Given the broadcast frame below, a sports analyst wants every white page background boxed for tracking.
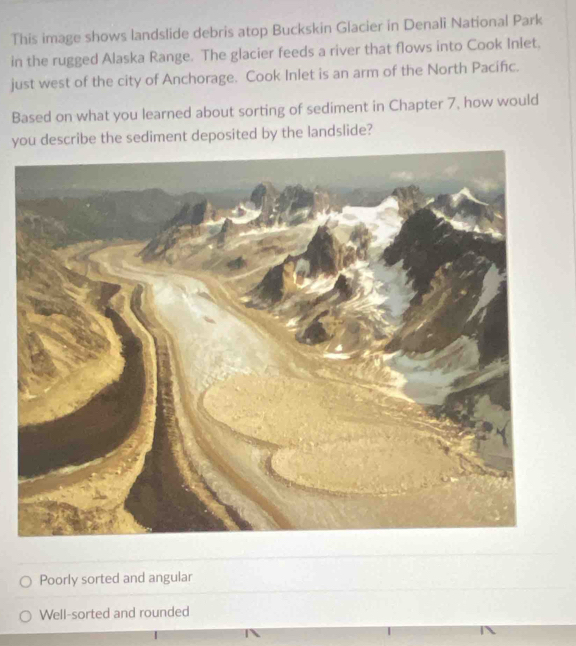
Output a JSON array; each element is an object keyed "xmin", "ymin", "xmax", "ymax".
[{"xmin": 1, "ymin": 0, "xmax": 576, "ymax": 633}]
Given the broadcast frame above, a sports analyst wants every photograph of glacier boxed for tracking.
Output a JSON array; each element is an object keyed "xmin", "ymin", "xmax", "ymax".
[{"xmin": 16, "ymin": 151, "xmax": 514, "ymax": 535}]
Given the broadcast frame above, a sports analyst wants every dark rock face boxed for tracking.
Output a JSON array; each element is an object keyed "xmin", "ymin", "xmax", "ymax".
[
  {"xmin": 251, "ymin": 184, "xmax": 314, "ymax": 228},
  {"xmin": 392, "ymin": 185, "xmax": 428, "ymax": 219},
  {"xmin": 250, "ymin": 182, "xmax": 279, "ymax": 225},
  {"xmin": 250, "ymin": 182, "xmax": 278, "ymax": 209},
  {"xmin": 342, "ymin": 246, "xmax": 357, "ymax": 267},
  {"xmin": 216, "ymin": 218, "xmax": 237, "ymax": 247},
  {"xmin": 470, "ymin": 283, "xmax": 508, "ymax": 366},
  {"xmin": 383, "ymin": 208, "xmax": 508, "ymax": 366},
  {"xmin": 227, "ymin": 256, "xmax": 247, "ymax": 271},
  {"xmin": 300, "ymin": 317, "xmax": 331, "ymax": 344},
  {"xmin": 276, "ymin": 184, "xmax": 315, "ymax": 215},
  {"xmin": 168, "ymin": 200, "xmax": 209, "ymax": 227},
  {"xmin": 139, "ymin": 200, "xmax": 209, "ymax": 261},
  {"xmin": 251, "ymin": 257, "xmax": 297, "ymax": 304},
  {"xmin": 334, "ymin": 274, "xmax": 353, "ymax": 299},
  {"xmin": 383, "ymin": 208, "xmax": 506, "ymax": 300},
  {"xmin": 302, "ymin": 225, "xmax": 348, "ymax": 277},
  {"xmin": 385, "ymin": 252, "xmax": 491, "ymax": 354},
  {"xmin": 386, "ymin": 253, "xmax": 508, "ymax": 365},
  {"xmin": 349, "ymin": 223, "xmax": 373, "ymax": 261}
]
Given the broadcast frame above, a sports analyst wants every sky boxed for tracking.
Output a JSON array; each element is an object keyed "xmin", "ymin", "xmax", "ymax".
[{"xmin": 16, "ymin": 150, "xmax": 505, "ymax": 197}]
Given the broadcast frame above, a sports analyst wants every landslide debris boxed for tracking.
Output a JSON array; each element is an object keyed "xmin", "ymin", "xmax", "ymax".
[{"xmin": 133, "ymin": 181, "xmax": 513, "ymax": 479}]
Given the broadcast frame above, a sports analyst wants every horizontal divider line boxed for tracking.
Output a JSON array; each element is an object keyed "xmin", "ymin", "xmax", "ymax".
[
  {"xmin": 18, "ymin": 553, "xmax": 554, "ymax": 566},
  {"xmin": 15, "ymin": 586, "xmax": 569, "ymax": 600}
]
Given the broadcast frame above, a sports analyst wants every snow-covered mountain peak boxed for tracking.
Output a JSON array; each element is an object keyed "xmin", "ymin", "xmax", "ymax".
[
  {"xmin": 451, "ymin": 187, "xmax": 487, "ymax": 206},
  {"xmin": 376, "ymin": 195, "xmax": 400, "ymax": 211}
]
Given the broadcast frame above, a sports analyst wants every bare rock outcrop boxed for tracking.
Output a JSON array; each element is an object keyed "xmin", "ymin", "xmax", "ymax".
[
  {"xmin": 139, "ymin": 200, "xmax": 210, "ymax": 261},
  {"xmin": 382, "ymin": 208, "xmax": 506, "ymax": 300},
  {"xmin": 392, "ymin": 185, "xmax": 428, "ymax": 219},
  {"xmin": 349, "ymin": 222, "xmax": 373, "ymax": 261}
]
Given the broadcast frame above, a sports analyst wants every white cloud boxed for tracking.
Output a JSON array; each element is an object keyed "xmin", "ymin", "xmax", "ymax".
[
  {"xmin": 389, "ymin": 171, "xmax": 415, "ymax": 182},
  {"xmin": 471, "ymin": 177, "xmax": 503, "ymax": 193},
  {"xmin": 441, "ymin": 164, "xmax": 460, "ymax": 178}
]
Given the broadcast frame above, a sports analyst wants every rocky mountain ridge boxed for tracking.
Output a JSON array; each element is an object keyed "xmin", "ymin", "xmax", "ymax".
[
  {"xmin": 248, "ymin": 223, "xmax": 365, "ymax": 305},
  {"xmin": 232, "ymin": 192, "xmax": 511, "ymax": 466},
  {"xmin": 139, "ymin": 182, "xmax": 345, "ymax": 264},
  {"xmin": 431, "ymin": 188, "xmax": 505, "ymax": 236},
  {"xmin": 17, "ymin": 188, "xmax": 205, "ymax": 247},
  {"xmin": 16, "ymin": 230, "xmax": 121, "ymax": 410}
]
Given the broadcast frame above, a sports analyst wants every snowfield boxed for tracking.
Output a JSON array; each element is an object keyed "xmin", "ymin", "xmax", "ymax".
[
  {"xmin": 332, "ymin": 196, "xmax": 403, "ymax": 248},
  {"xmin": 468, "ymin": 264, "xmax": 505, "ymax": 323},
  {"xmin": 324, "ymin": 198, "xmax": 415, "ymax": 322}
]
